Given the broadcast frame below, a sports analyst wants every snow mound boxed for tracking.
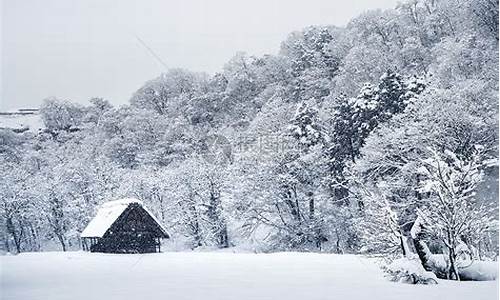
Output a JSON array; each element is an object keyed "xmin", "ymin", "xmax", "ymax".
[
  {"xmin": 80, "ymin": 198, "xmax": 142, "ymax": 238},
  {"xmin": 385, "ymin": 257, "xmax": 438, "ymax": 284},
  {"xmin": 458, "ymin": 260, "xmax": 498, "ymax": 281}
]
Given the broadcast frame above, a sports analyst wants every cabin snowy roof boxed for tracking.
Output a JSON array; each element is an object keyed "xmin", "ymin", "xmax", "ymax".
[{"xmin": 80, "ymin": 198, "xmax": 169, "ymax": 238}]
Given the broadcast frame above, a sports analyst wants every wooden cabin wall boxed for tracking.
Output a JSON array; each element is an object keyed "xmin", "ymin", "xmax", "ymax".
[{"xmin": 88, "ymin": 204, "xmax": 165, "ymax": 253}]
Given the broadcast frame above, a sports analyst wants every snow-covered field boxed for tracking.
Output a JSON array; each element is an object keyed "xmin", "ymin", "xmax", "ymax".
[
  {"xmin": 1, "ymin": 252, "xmax": 498, "ymax": 300},
  {"xmin": 0, "ymin": 112, "xmax": 42, "ymax": 132}
]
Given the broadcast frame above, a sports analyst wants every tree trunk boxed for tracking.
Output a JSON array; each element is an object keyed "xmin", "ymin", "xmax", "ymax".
[
  {"xmin": 335, "ymin": 228, "xmax": 342, "ymax": 254},
  {"xmin": 400, "ymin": 235, "xmax": 409, "ymax": 257},
  {"xmin": 411, "ymin": 217, "xmax": 445, "ymax": 277},
  {"xmin": 192, "ymin": 219, "xmax": 203, "ymax": 248},
  {"xmin": 308, "ymin": 191, "xmax": 315, "ymax": 219},
  {"xmin": 6, "ymin": 217, "xmax": 21, "ymax": 253},
  {"xmin": 448, "ymin": 247, "xmax": 460, "ymax": 281},
  {"xmin": 57, "ymin": 234, "xmax": 67, "ymax": 252},
  {"xmin": 413, "ymin": 238, "xmax": 433, "ymax": 271},
  {"xmin": 187, "ymin": 200, "xmax": 203, "ymax": 248},
  {"xmin": 219, "ymin": 224, "xmax": 229, "ymax": 248},
  {"xmin": 29, "ymin": 223, "xmax": 40, "ymax": 252},
  {"xmin": 207, "ymin": 187, "xmax": 229, "ymax": 249},
  {"xmin": 4, "ymin": 230, "xmax": 10, "ymax": 253}
]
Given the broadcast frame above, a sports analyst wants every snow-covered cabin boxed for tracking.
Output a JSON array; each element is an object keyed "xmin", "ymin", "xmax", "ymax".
[{"xmin": 80, "ymin": 198, "xmax": 169, "ymax": 253}]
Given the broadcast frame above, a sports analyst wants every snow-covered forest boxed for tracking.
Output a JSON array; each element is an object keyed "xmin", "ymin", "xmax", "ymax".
[{"xmin": 1, "ymin": 0, "xmax": 498, "ymax": 284}]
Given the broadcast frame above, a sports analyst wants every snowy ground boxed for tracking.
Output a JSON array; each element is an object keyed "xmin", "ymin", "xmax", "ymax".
[
  {"xmin": 0, "ymin": 112, "xmax": 42, "ymax": 132},
  {"xmin": 1, "ymin": 251, "xmax": 498, "ymax": 300}
]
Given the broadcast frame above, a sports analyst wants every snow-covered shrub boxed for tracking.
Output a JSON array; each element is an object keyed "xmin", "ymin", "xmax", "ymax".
[
  {"xmin": 384, "ymin": 257, "xmax": 438, "ymax": 284},
  {"xmin": 417, "ymin": 148, "xmax": 496, "ymax": 280}
]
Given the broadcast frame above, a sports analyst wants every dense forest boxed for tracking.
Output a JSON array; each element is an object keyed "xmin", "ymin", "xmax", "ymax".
[{"xmin": 1, "ymin": 0, "xmax": 498, "ymax": 280}]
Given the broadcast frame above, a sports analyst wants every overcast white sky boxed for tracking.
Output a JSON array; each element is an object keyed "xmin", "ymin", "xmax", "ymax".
[{"xmin": 1, "ymin": 0, "xmax": 398, "ymax": 110}]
